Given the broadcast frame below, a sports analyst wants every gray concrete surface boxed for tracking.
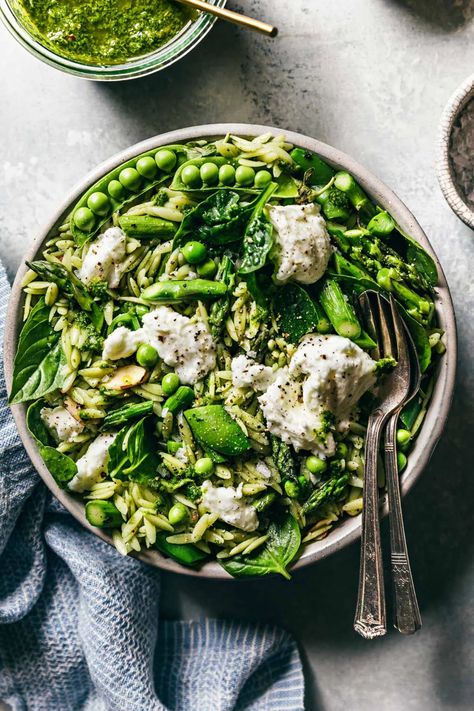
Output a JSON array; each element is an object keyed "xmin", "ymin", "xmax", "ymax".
[{"xmin": 1, "ymin": 1, "xmax": 473, "ymax": 709}]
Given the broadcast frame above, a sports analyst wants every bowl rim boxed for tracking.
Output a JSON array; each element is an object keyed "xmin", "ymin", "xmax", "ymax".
[
  {"xmin": 0, "ymin": 0, "xmax": 226, "ymax": 81},
  {"xmin": 436, "ymin": 72, "xmax": 474, "ymax": 229},
  {"xmin": 3, "ymin": 123, "xmax": 458, "ymax": 580}
]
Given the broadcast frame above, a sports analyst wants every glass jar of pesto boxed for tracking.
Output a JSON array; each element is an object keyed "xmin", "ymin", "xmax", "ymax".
[{"xmin": 0, "ymin": 0, "xmax": 226, "ymax": 80}]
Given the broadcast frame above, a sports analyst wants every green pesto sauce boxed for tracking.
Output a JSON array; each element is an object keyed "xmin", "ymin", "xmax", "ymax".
[{"xmin": 16, "ymin": 0, "xmax": 194, "ymax": 65}]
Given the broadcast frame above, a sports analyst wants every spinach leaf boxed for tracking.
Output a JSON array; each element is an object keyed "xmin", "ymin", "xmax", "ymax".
[
  {"xmin": 108, "ymin": 417, "xmax": 159, "ymax": 484},
  {"xmin": 10, "ymin": 298, "xmax": 67, "ymax": 404},
  {"xmin": 273, "ymin": 282, "xmax": 322, "ymax": 342},
  {"xmin": 173, "ymin": 190, "xmax": 252, "ymax": 249},
  {"xmin": 27, "ymin": 260, "xmax": 94, "ymax": 312},
  {"xmin": 384, "ymin": 225, "xmax": 438, "ymax": 288},
  {"xmin": 238, "ymin": 183, "xmax": 277, "ymax": 274},
  {"xmin": 26, "ymin": 400, "xmax": 77, "ymax": 488},
  {"xmin": 221, "ymin": 514, "xmax": 301, "ymax": 579},
  {"xmin": 155, "ymin": 532, "xmax": 209, "ymax": 568}
]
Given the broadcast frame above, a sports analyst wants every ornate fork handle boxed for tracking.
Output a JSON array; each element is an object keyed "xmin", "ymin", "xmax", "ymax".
[
  {"xmin": 385, "ymin": 414, "xmax": 422, "ymax": 635},
  {"xmin": 354, "ymin": 410, "xmax": 387, "ymax": 639}
]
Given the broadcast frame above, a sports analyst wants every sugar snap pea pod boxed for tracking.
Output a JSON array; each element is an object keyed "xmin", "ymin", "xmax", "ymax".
[
  {"xmin": 184, "ymin": 405, "xmax": 251, "ymax": 456},
  {"xmin": 163, "ymin": 386, "xmax": 195, "ymax": 415},
  {"xmin": 353, "ymin": 330, "xmax": 377, "ymax": 350},
  {"xmin": 319, "ymin": 279, "xmax": 362, "ymax": 339},
  {"xmin": 367, "ymin": 210, "xmax": 395, "ymax": 236},
  {"xmin": 141, "ymin": 279, "xmax": 228, "ymax": 303},
  {"xmin": 103, "ymin": 400, "xmax": 154, "ymax": 428},
  {"xmin": 290, "ymin": 147, "xmax": 335, "ymax": 185},
  {"xmin": 85, "ymin": 500, "xmax": 123, "ymax": 528},
  {"xmin": 333, "ymin": 172, "xmax": 376, "ymax": 220},
  {"xmin": 171, "ymin": 157, "xmax": 235, "ymax": 191},
  {"xmin": 315, "ymin": 186, "xmax": 352, "ymax": 221},
  {"xmin": 71, "ymin": 144, "xmax": 193, "ymax": 246},
  {"xmin": 118, "ymin": 214, "xmax": 178, "ymax": 238},
  {"xmin": 155, "ymin": 532, "xmax": 209, "ymax": 567}
]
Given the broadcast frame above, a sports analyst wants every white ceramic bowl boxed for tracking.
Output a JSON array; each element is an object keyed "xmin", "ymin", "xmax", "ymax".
[
  {"xmin": 4, "ymin": 124, "xmax": 457, "ymax": 579},
  {"xmin": 437, "ymin": 73, "xmax": 474, "ymax": 229}
]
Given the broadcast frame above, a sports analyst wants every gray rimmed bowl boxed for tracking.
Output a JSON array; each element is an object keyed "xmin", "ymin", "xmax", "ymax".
[
  {"xmin": 4, "ymin": 123, "xmax": 457, "ymax": 579},
  {"xmin": 437, "ymin": 73, "xmax": 474, "ymax": 229}
]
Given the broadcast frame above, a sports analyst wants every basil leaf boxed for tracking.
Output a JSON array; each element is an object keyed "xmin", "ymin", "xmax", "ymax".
[
  {"xmin": 10, "ymin": 298, "xmax": 67, "ymax": 404},
  {"xmin": 239, "ymin": 183, "xmax": 277, "ymax": 274},
  {"xmin": 26, "ymin": 400, "xmax": 77, "ymax": 488},
  {"xmin": 221, "ymin": 514, "xmax": 301, "ymax": 579},
  {"xmin": 273, "ymin": 282, "xmax": 322, "ymax": 342},
  {"xmin": 108, "ymin": 417, "xmax": 159, "ymax": 484},
  {"xmin": 155, "ymin": 532, "xmax": 209, "ymax": 568}
]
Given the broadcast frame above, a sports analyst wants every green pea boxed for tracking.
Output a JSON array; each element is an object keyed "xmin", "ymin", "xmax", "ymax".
[
  {"xmin": 397, "ymin": 452, "xmax": 407, "ymax": 472},
  {"xmin": 168, "ymin": 503, "xmax": 188, "ymax": 525},
  {"xmin": 194, "ymin": 457, "xmax": 214, "ymax": 476},
  {"xmin": 136, "ymin": 343, "xmax": 159, "ymax": 368},
  {"xmin": 119, "ymin": 167, "xmax": 141, "ymax": 191},
  {"xmin": 161, "ymin": 372, "xmax": 180, "ymax": 396},
  {"xmin": 235, "ymin": 165, "xmax": 255, "ymax": 186},
  {"xmin": 182, "ymin": 241, "xmax": 207, "ymax": 265},
  {"xmin": 336, "ymin": 442, "xmax": 348, "ymax": 459},
  {"xmin": 306, "ymin": 455, "xmax": 328, "ymax": 476},
  {"xmin": 167, "ymin": 441, "xmax": 183, "ymax": 455},
  {"xmin": 108, "ymin": 179, "xmax": 125, "ymax": 200},
  {"xmin": 74, "ymin": 207, "xmax": 95, "ymax": 232},
  {"xmin": 200, "ymin": 162, "xmax": 219, "ymax": 185},
  {"xmin": 197, "ymin": 258, "xmax": 217, "ymax": 279},
  {"xmin": 254, "ymin": 170, "xmax": 272, "ymax": 189},
  {"xmin": 135, "ymin": 305, "xmax": 150, "ymax": 319},
  {"xmin": 298, "ymin": 474, "xmax": 308, "ymax": 489},
  {"xmin": 87, "ymin": 192, "xmax": 110, "ymax": 217},
  {"xmin": 284, "ymin": 480, "xmax": 300, "ymax": 499},
  {"xmin": 396, "ymin": 429, "xmax": 411, "ymax": 449},
  {"xmin": 155, "ymin": 149, "xmax": 177, "ymax": 172},
  {"xmin": 136, "ymin": 156, "xmax": 158, "ymax": 180},
  {"xmin": 181, "ymin": 165, "xmax": 202, "ymax": 188},
  {"xmin": 219, "ymin": 164, "xmax": 236, "ymax": 186}
]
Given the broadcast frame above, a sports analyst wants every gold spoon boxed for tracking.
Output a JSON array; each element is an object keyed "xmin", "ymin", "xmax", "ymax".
[{"xmin": 176, "ymin": 0, "xmax": 278, "ymax": 37}]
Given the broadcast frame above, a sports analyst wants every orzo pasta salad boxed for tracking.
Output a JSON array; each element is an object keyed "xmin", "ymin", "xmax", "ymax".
[{"xmin": 10, "ymin": 133, "xmax": 443, "ymax": 578}]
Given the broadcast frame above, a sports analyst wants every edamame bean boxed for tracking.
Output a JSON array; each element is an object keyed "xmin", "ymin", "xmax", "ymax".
[
  {"xmin": 181, "ymin": 164, "xmax": 202, "ymax": 188},
  {"xmin": 254, "ymin": 170, "xmax": 272, "ymax": 189},
  {"xmin": 119, "ymin": 167, "xmax": 141, "ymax": 191},
  {"xmin": 306, "ymin": 455, "xmax": 327, "ymax": 475},
  {"xmin": 108, "ymin": 179, "xmax": 125, "ymax": 200},
  {"xmin": 182, "ymin": 241, "xmax": 207, "ymax": 265},
  {"xmin": 194, "ymin": 457, "xmax": 214, "ymax": 476},
  {"xmin": 200, "ymin": 162, "xmax": 219, "ymax": 185},
  {"xmin": 197, "ymin": 259, "xmax": 217, "ymax": 279},
  {"xmin": 155, "ymin": 149, "xmax": 177, "ymax": 172},
  {"xmin": 235, "ymin": 165, "xmax": 255, "ymax": 186},
  {"xmin": 162, "ymin": 372, "xmax": 180, "ymax": 396},
  {"xmin": 74, "ymin": 207, "xmax": 95, "ymax": 231},
  {"xmin": 168, "ymin": 503, "xmax": 188, "ymax": 525},
  {"xmin": 219, "ymin": 164, "xmax": 235, "ymax": 185},
  {"xmin": 136, "ymin": 343, "xmax": 159, "ymax": 368},
  {"xmin": 87, "ymin": 192, "xmax": 110, "ymax": 216},
  {"xmin": 136, "ymin": 156, "xmax": 158, "ymax": 180}
]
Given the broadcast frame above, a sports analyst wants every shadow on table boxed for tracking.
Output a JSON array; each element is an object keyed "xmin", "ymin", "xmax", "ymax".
[{"xmin": 388, "ymin": 0, "xmax": 474, "ymax": 31}]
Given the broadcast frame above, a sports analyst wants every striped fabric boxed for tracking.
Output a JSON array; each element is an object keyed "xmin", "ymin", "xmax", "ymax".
[{"xmin": 0, "ymin": 263, "xmax": 304, "ymax": 711}]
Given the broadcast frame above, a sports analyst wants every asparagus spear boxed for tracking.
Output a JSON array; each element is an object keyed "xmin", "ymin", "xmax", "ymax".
[
  {"xmin": 209, "ymin": 256, "xmax": 235, "ymax": 337},
  {"xmin": 118, "ymin": 214, "xmax": 177, "ymax": 237},
  {"xmin": 303, "ymin": 472, "xmax": 350, "ymax": 515},
  {"xmin": 319, "ymin": 279, "xmax": 362, "ymax": 339},
  {"xmin": 333, "ymin": 172, "xmax": 376, "ymax": 220},
  {"xmin": 103, "ymin": 400, "xmax": 154, "ymax": 428}
]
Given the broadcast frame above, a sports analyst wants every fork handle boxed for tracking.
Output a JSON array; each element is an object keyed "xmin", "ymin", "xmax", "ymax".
[
  {"xmin": 354, "ymin": 411, "xmax": 387, "ymax": 639},
  {"xmin": 385, "ymin": 414, "xmax": 422, "ymax": 635}
]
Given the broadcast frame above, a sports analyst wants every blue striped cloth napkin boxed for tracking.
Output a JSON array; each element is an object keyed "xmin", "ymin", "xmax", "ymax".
[{"xmin": 0, "ymin": 262, "xmax": 304, "ymax": 711}]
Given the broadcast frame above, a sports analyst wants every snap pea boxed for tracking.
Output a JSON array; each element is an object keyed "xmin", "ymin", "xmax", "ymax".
[
  {"xmin": 155, "ymin": 532, "xmax": 208, "ymax": 567},
  {"xmin": 85, "ymin": 500, "xmax": 122, "ymax": 529},
  {"xmin": 333, "ymin": 171, "xmax": 376, "ymax": 220},
  {"xmin": 196, "ymin": 258, "xmax": 218, "ymax": 279},
  {"xmin": 118, "ymin": 214, "xmax": 178, "ymax": 238},
  {"xmin": 141, "ymin": 279, "xmax": 228, "ymax": 303},
  {"xmin": 290, "ymin": 147, "xmax": 335, "ymax": 185},
  {"xmin": 184, "ymin": 405, "xmax": 251, "ymax": 456},
  {"xmin": 102, "ymin": 400, "xmax": 154, "ymax": 428},
  {"xmin": 70, "ymin": 143, "xmax": 193, "ymax": 246},
  {"xmin": 367, "ymin": 210, "xmax": 395, "ymax": 237},
  {"xmin": 163, "ymin": 386, "xmax": 195, "ymax": 415}
]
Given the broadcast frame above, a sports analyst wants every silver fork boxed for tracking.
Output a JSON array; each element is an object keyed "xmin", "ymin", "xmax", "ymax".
[
  {"xmin": 385, "ymin": 323, "xmax": 422, "ymax": 635},
  {"xmin": 354, "ymin": 291, "xmax": 412, "ymax": 639}
]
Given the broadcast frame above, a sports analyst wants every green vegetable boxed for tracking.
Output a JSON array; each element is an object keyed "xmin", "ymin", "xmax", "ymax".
[
  {"xmin": 305, "ymin": 455, "xmax": 328, "ymax": 476},
  {"xmin": 303, "ymin": 472, "xmax": 350, "ymax": 515},
  {"xmin": 196, "ymin": 259, "xmax": 218, "ymax": 279},
  {"xmin": 87, "ymin": 192, "xmax": 110, "ymax": 216},
  {"xmin": 26, "ymin": 260, "xmax": 95, "ymax": 312},
  {"xmin": 168, "ymin": 503, "xmax": 189, "ymax": 525},
  {"xmin": 333, "ymin": 172, "xmax": 376, "ymax": 220},
  {"xmin": 155, "ymin": 532, "xmax": 209, "ymax": 567},
  {"xmin": 184, "ymin": 405, "xmax": 251, "ymax": 456},
  {"xmin": 10, "ymin": 298, "xmax": 67, "ymax": 404},
  {"xmin": 102, "ymin": 400, "xmax": 154, "ymax": 428},
  {"xmin": 108, "ymin": 417, "xmax": 159, "ymax": 484},
  {"xmin": 397, "ymin": 452, "xmax": 407, "ymax": 472},
  {"xmin": 270, "ymin": 435, "xmax": 297, "ymax": 483},
  {"xmin": 155, "ymin": 149, "xmax": 177, "ymax": 172},
  {"xmin": 86, "ymin": 500, "xmax": 123, "ymax": 528},
  {"xmin": 235, "ymin": 166, "xmax": 255, "ymax": 186},
  {"xmin": 253, "ymin": 491, "xmax": 277, "ymax": 512},
  {"xmin": 161, "ymin": 372, "xmax": 180, "ymax": 396},
  {"xmin": 254, "ymin": 170, "xmax": 272, "ymax": 188},
  {"xmin": 194, "ymin": 457, "xmax": 214, "ymax": 476},
  {"xmin": 136, "ymin": 344, "xmax": 159, "ymax": 367},
  {"xmin": 290, "ymin": 148, "xmax": 335, "ymax": 186},
  {"xmin": 238, "ymin": 182, "xmax": 277, "ymax": 274},
  {"xmin": 181, "ymin": 241, "xmax": 208, "ymax": 265},
  {"xmin": 74, "ymin": 207, "xmax": 95, "ymax": 231},
  {"xmin": 200, "ymin": 162, "xmax": 220, "ymax": 185},
  {"xmin": 316, "ymin": 186, "xmax": 352, "ymax": 221},
  {"xmin": 26, "ymin": 399, "xmax": 78, "ymax": 488},
  {"xmin": 119, "ymin": 167, "xmax": 141, "ymax": 191},
  {"xmin": 141, "ymin": 279, "xmax": 227, "ymax": 302},
  {"xmin": 367, "ymin": 210, "xmax": 395, "ymax": 236},
  {"xmin": 396, "ymin": 429, "xmax": 412, "ymax": 450},
  {"xmin": 219, "ymin": 164, "xmax": 236, "ymax": 185},
  {"xmin": 353, "ymin": 330, "xmax": 378, "ymax": 350},
  {"xmin": 163, "ymin": 386, "xmax": 195, "ymax": 415},
  {"xmin": 208, "ymin": 256, "xmax": 235, "ymax": 338},
  {"xmin": 181, "ymin": 164, "xmax": 202, "ymax": 187},
  {"xmin": 319, "ymin": 279, "xmax": 362, "ymax": 339},
  {"xmin": 136, "ymin": 156, "xmax": 158, "ymax": 180},
  {"xmin": 273, "ymin": 282, "xmax": 328, "ymax": 342},
  {"xmin": 284, "ymin": 480, "xmax": 300, "ymax": 498},
  {"xmin": 118, "ymin": 214, "xmax": 177, "ymax": 237},
  {"xmin": 400, "ymin": 397, "xmax": 422, "ymax": 430},
  {"xmin": 221, "ymin": 514, "xmax": 301, "ymax": 579}
]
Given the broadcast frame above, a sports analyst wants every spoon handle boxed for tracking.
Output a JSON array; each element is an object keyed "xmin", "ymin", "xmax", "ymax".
[{"xmin": 176, "ymin": 0, "xmax": 278, "ymax": 37}]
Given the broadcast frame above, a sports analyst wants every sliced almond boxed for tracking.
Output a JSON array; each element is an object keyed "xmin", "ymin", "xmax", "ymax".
[
  {"xmin": 105, "ymin": 365, "xmax": 148, "ymax": 391},
  {"xmin": 63, "ymin": 396, "xmax": 83, "ymax": 423}
]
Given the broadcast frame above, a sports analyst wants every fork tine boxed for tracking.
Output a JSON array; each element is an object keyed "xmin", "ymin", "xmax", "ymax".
[
  {"xmin": 358, "ymin": 291, "xmax": 381, "ymax": 360},
  {"xmin": 375, "ymin": 292, "xmax": 397, "ymax": 360},
  {"xmin": 388, "ymin": 295, "xmax": 411, "ymax": 384}
]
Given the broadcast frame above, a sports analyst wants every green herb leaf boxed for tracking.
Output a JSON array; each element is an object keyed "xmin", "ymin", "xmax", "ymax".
[
  {"xmin": 221, "ymin": 514, "xmax": 301, "ymax": 579},
  {"xmin": 108, "ymin": 417, "xmax": 159, "ymax": 484},
  {"xmin": 26, "ymin": 400, "xmax": 77, "ymax": 488},
  {"xmin": 10, "ymin": 298, "xmax": 67, "ymax": 404},
  {"xmin": 273, "ymin": 282, "xmax": 322, "ymax": 342}
]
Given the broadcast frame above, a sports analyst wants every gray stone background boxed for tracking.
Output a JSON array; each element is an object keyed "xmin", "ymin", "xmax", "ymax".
[{"xmin": 1, "ymin": 1, "xmax": 474, "ymax": 709}]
